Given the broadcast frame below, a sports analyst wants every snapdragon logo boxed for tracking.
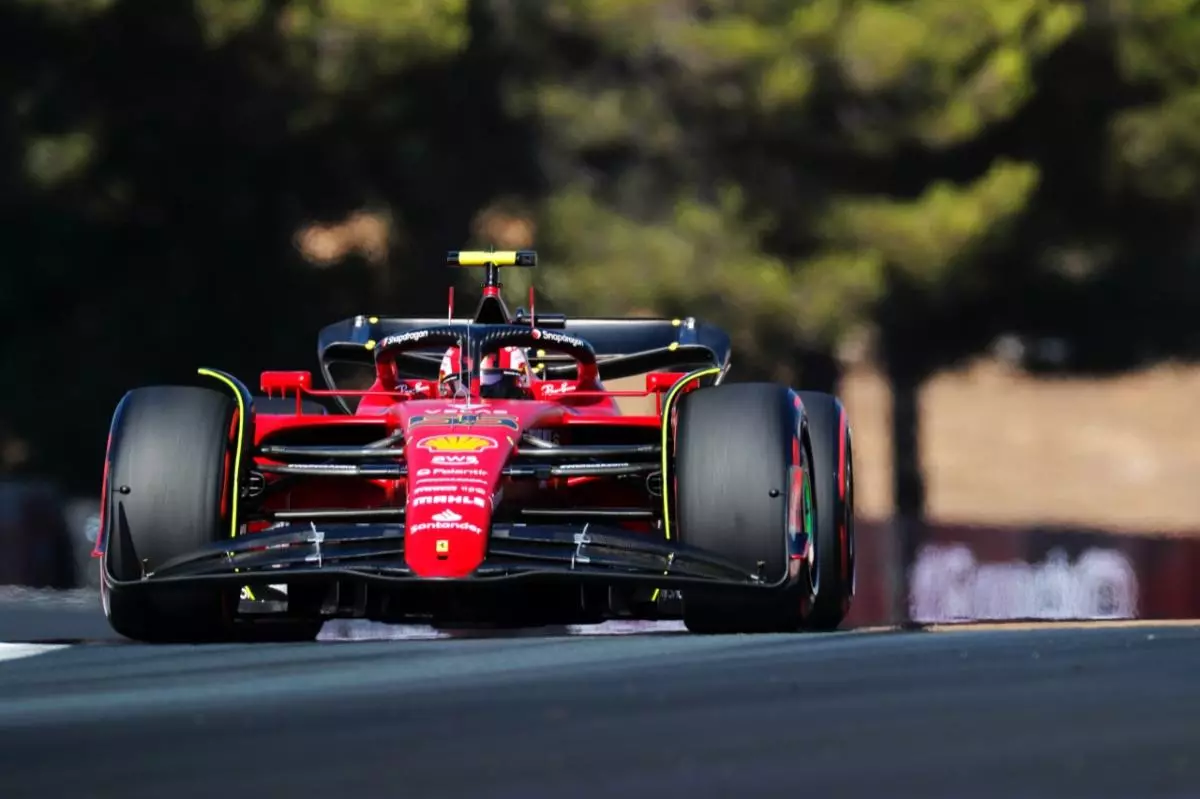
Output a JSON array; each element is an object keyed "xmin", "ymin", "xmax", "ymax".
[
  {"xmin": 531, "ymin": 329, "xmax": 585, "ymax": 349},
  {"xmin": 909, "ymin": 543, "xmax": 1139, "ymax": 622},
  {"xmin": 379, "ymin": 329, "xmax": 430, "ymax": 348}
]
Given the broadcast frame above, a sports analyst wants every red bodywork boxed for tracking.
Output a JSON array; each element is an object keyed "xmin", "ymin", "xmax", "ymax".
[
  {"xmin": 92, "ymin": 257, "xmax": 721, "ymax": 599},
  {"xmin": 247, "ymin": 368, "xmax": 705, "ymax": 579}
]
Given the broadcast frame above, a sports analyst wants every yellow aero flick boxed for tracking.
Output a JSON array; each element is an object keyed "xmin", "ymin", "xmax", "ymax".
[
  {"xmin": 446, "ymin": 250, "xmax": 536, "ymax": 267},
  {"xmin": 418, "ymin": 434, "xmax": 499, "ymax": 453}
]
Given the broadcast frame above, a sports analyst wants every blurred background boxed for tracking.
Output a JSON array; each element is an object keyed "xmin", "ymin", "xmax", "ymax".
[{"xmin": 3, "ymin": 0, "xmax": 1200, "ymax": 626}]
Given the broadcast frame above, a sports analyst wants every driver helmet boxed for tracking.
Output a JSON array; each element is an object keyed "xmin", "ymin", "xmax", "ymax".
[{"xmin": 438, "ymin": 346, "xmax": 533, "ymax": 399}]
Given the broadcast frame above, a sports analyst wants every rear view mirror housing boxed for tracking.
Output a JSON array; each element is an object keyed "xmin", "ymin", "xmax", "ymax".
[{"xmin": 260, "ymin": 370, "xmax": 313, "ymax": 397}]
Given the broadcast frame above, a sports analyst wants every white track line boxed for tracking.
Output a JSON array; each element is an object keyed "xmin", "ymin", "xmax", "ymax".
[
  {"xmin": 315, "ymin": 620, "xmax": 689, "ymax": 641},
  {"xmin": 0, "ymin": 644, "xmax": 70, "ymax": 663},
  {"xmin": 566, "ymin": 621, "xmax": 687, "ymax": 635},
  {"xmin": 317, "ymin": 621, "xmax": 450, "ymax": 641}
]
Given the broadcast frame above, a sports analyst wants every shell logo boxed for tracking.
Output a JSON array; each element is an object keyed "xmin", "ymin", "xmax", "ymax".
[{"xmin": 418, "ymin": 434, "xmax": 498, "ymax": 453}]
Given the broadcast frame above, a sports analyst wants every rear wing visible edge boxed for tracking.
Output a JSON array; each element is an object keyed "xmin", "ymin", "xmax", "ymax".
[{"xmin": 315, "ymin": 315, "xmax": 733, "ymax": 414}]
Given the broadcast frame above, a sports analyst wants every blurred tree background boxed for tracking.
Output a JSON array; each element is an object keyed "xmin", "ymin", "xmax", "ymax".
[{"xmin": 3, "ymin": 0, "xmax": 1200, "ymax": 554}]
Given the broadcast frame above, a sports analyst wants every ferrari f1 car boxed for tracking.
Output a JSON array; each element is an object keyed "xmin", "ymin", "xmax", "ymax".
[{"xmin": 95, "ymin": 250, "xmax": 856, "ymax": 642}]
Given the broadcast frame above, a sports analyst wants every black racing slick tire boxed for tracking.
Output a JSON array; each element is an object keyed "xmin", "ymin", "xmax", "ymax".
[
  {"xmin": 674, "ymin": 382, "xmax": 818, "ymax": 634},
  {"xmin": 796, "ymin": 391, "xmax": 856, "ymax": 630},
  {"xmin": 100, "ymin": 386, "xmax": 239, "ymax": 643}
]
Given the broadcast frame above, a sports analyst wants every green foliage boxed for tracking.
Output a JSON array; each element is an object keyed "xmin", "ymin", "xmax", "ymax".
[
  {"xmin": 195, "ymin": 0, "xmax": 265, "ymax": 45},
  {"xmin": 821, "ymin": 159, "xmax": 1041, "ymax": 285},
  {"xmin": 1107, "ymin": 0, "xmax": 1200, "ymax": 201},
  {"xmin": 23, "ymin": 132, "xmax": 95, "ymax": 188},
  {"xmin": 492, "ymin": 0, "xmax": 1086, "ymax": 366},
  {"xmin": 282, "ymin": 0, "xmax": 469, "ymax": 56},
  {"xmin": 1112, "ymin": 91, "xmax": 1200, "ymax": 200},
  {"xmin": 12, "ymin": 0, "xmax": 115, "ymax": 15},
  {"xmin": 6, "ymin": 0, "xmax": 1200, "ymax": 491},
  {"xmin": 533, "ymin": 186, "xmax": 797, "ymax": 347}
]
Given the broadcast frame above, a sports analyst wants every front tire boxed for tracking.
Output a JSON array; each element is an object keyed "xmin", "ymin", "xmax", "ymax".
[
  {"xmin": 674, "ymin": 382, "xmax": 817, "ymax": 633},
  {"xmin": 101, "ymin": 386, "xmax": 239, "ymax": 642}
]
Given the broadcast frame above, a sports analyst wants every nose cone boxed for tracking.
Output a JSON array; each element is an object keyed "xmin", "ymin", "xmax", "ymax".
[{"xmin": 403, "ymin": 428, "xmax": 515, "ymax": 578}]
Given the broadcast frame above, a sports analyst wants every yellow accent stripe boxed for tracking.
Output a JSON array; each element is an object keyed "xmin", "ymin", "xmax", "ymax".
[
  {"xmin": 659, "ymin": 367, "xmax": 722, "ymax": 542},
  {"xmin": 652, "ymin": 366, "xmax": 722, "ymax": 604},
  {"xmin": 454, "ymin": 251, "xmax": 520, "ymax": 266},
  {"xmin": 197, "ymin": 368, "xmax": 246, "ymax": 540}
]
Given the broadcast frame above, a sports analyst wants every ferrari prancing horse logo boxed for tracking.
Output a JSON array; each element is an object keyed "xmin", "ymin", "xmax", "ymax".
[{"xmin": 417, "ymin": 434, "xmax": 498, "ymax": 453}]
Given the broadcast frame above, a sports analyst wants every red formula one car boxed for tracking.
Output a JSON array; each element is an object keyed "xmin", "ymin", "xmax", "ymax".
[{"xmin": 94, "ymin": 251, "xmax": 856, "ymax": 642}]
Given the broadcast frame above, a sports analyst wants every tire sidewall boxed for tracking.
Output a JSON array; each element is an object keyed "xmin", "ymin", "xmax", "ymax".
[
  {"xmin": 796, "ymin": 391, "xmax": 854, "ymax": 630},
  {"xmin": 674, "ymin": 382, "xmax": 817, "ymax": 632},
  {"xmin": 99, "ymin": 386, "xmax": 238, "ymax": 641}
]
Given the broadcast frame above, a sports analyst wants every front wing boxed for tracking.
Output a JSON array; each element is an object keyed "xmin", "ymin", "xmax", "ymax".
[{"xmin": 104, "ymin": 522, "xmax": 786, "ymax": 595}]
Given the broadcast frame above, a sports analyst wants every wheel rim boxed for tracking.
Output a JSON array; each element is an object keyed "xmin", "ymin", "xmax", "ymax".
[
  {"xmin": 803, "ymin": 463, "xmax": 818, "ymax": 596},
  {"xmin": 99, "ymin": 561, "xmax": 111, "ymax": 619}
]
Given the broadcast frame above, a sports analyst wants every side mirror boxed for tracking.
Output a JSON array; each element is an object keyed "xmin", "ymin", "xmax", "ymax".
[
  {"xmin": 646, "ymin": 371, "xmax": 696, "ymax": 416},
  {"xmin": 644, "ymin": 372, "xmax": 689, "ymax": 393},
  {"xmin": 260, "ymin": 370, "xmax": 313, "ymax": 396}
]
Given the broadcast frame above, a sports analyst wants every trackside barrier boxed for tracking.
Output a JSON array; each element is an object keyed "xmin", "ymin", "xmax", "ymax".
[
  {"xmin": 845, "ymin": 520, "xmax": 1200, "ymax": 626},
  {"xmin": 0, "ymin": 480, "xmax": 78, "ymax": 589},
  {"xmin": 5, "ymin": 487, "xmax": 1200, "ymax": 627}
]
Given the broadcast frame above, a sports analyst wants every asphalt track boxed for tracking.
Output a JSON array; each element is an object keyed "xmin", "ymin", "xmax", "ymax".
[{"xmin": 0, "ymin": 601, "xmax": 1197, "ymax": 799}]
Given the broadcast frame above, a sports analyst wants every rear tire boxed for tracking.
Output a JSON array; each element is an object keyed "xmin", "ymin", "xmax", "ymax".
[
  {"xmin": 674, "ymin": 383, "xmax": 816, "ymax": 633},
  {"xmin": 101, "ymin": 386, "xmax": 239, "ymax": 643},
  {"xmin": 797, "ymin": 391, "xmax": 856, "ymax": 630}
]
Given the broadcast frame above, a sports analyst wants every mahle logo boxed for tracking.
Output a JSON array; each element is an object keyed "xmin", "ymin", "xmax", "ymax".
[{"xmin": 411, "ymin": 495, "xmax": 487, "ymax": 508}]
